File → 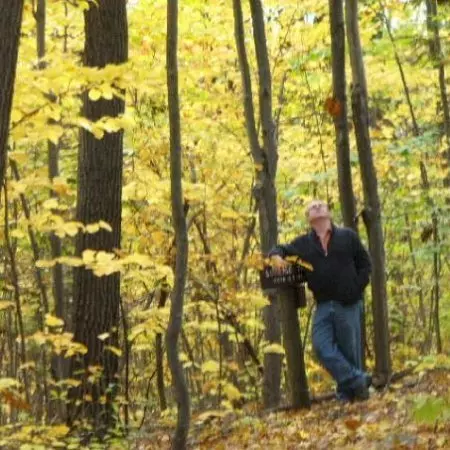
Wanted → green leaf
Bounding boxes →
[413,395,447,424]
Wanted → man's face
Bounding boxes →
[307,202,331,229]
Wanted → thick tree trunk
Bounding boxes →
[69,0,128,434]
[0,0,24,189]
[166,1,190,448]
[233,0,309,409]
[328,0,356,230]
[345,0,391,384]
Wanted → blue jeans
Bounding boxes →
[312,300,366,398]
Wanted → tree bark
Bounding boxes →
[0,0,24,189]
[34,0,68,396]
[329,0,356,229]
[426,0,450,158]
[3,183,30,404]
[166,1,191,448]
[279,288,310,408]
[248,0,282,411]
[69,0,128,434]
[233,0,309,409]
[156,288,168,412]
[345,0,391,384]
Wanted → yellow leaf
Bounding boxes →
[9,152,28,164]
[43,198,59,210]
[48,424,70,438]
[223,383,242,401]
[10,229,26,239]
[285,256,314,271]
[46,126,64,145]
[88,88,102,101]
[0,378,19,391]
[36,259,56,268]
[82,249,96,264]
[104,345,122,357]
[202,360,220,373]
[103,117,121,132]
[62,378,81,388]
[52,178,71,196]
[151,231,167,246]
[96,251,115,263]
[101,84,114,100]
[45,314,64,328]
[263,343,285,355]
[98,332,110,341]
[19,361,36,371]
[99,220,113,232]
[86,223,100,233]
[63,221,83,237]
[0,301,14,311]
[58,256,84,267]
[92,125,105,139]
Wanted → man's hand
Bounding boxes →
[270,255,289,275]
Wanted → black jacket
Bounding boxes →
[269,225,371,305]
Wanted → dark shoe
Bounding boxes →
[353,381,369,401]
[336,391,353,404]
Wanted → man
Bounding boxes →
[269,200,372,402]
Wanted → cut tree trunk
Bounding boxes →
[69,0,128,435]
[166,0,191,448]
[0,0,24,188]
[345,0,391,384]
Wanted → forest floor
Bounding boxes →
[134,369,450,450]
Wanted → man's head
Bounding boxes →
[306,200,331,233]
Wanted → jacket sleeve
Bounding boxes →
[268,237,304,259]
[351,231,371,290]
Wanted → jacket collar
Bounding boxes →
[309,223,336,254]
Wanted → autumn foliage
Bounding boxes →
[0,0,449,449]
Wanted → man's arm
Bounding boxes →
[268,237,303,259]
[351,231,371,289]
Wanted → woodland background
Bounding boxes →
[0,0,449,449]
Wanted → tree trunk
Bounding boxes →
[69,0,128,435]
[166,1,190,448]
[248,0,282,410]
[34,0,68,404]
[426,0,450,157]
[0,0,24,189]
[279,288,310,408]
[345,0,391,384]
[3,183,30,404]
[328,0,356,230]
[233,0,309,409]
[156,288,168,412]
